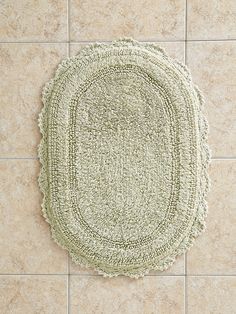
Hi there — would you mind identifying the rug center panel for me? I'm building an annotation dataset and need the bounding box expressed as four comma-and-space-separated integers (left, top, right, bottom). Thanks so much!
73, 71, 173, 242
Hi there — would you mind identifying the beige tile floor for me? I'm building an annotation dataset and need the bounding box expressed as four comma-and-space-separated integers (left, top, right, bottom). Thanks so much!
0, 1, 235, 313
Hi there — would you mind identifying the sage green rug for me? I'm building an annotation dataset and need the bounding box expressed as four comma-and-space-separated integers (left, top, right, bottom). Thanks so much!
38, 38, 210, 278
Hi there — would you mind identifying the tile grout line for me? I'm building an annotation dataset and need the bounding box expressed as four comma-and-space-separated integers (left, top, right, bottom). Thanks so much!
185, 251, 188, 314
184, 1, 188, 312
0, 41, 70, 44
63, 38, 236, 43
0, 273, 235, 277
1, 39, 236, 44
67, 0, 71, 57
211, 157, 236, 160
67, 2, 71, 312
184, 0, 187, 64
185, 253, 188, 314
0, 157, 39, 160
0, 274, 69, 276
184, 274, 236, 277
67, 234, 70, 311
185, 274, 188, 314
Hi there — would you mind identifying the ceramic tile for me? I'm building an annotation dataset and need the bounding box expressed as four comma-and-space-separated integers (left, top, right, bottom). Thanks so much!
187, 41, 236, 157
0, 160, 68, 274
0, 0, 67, 41
0, 0, 235, 312
187, 161, 236, 275
70, 41, 185, 62
0, 275, 67, 314
70, 0, 185, 41
187, 0, 236, 40
188, 276, 236, 314
70, 275, 184, 314
0, 43, 67, 158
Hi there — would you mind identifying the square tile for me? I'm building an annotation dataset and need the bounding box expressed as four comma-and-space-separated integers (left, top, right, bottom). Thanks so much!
187, 41, 236, 157
70, 0, 185, 41
187, 276, 236, 314
0, 0, 67, 41
0, 160, 68, 274
0, 43, 67, 158
187, 0, 236, 40
70, 275, 184, 314
0, 275, 67, 314
187, 161, 236, 275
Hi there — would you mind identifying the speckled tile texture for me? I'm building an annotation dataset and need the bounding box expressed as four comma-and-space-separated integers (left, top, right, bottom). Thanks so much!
70, 0, 185, 41
70, 276, 184, 314
0, 0, 235, 313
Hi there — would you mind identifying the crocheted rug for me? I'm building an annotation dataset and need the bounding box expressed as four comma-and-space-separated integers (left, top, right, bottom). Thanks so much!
38, 38, 210, 278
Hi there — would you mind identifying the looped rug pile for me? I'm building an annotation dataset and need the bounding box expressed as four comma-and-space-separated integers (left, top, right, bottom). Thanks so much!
38, 38, 210, 278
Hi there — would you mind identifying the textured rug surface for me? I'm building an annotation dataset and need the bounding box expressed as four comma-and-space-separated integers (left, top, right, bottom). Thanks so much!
38, 38, 210, 278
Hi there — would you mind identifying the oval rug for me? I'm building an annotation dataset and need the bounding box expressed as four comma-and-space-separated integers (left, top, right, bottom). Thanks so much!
38, 38, 210, 278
